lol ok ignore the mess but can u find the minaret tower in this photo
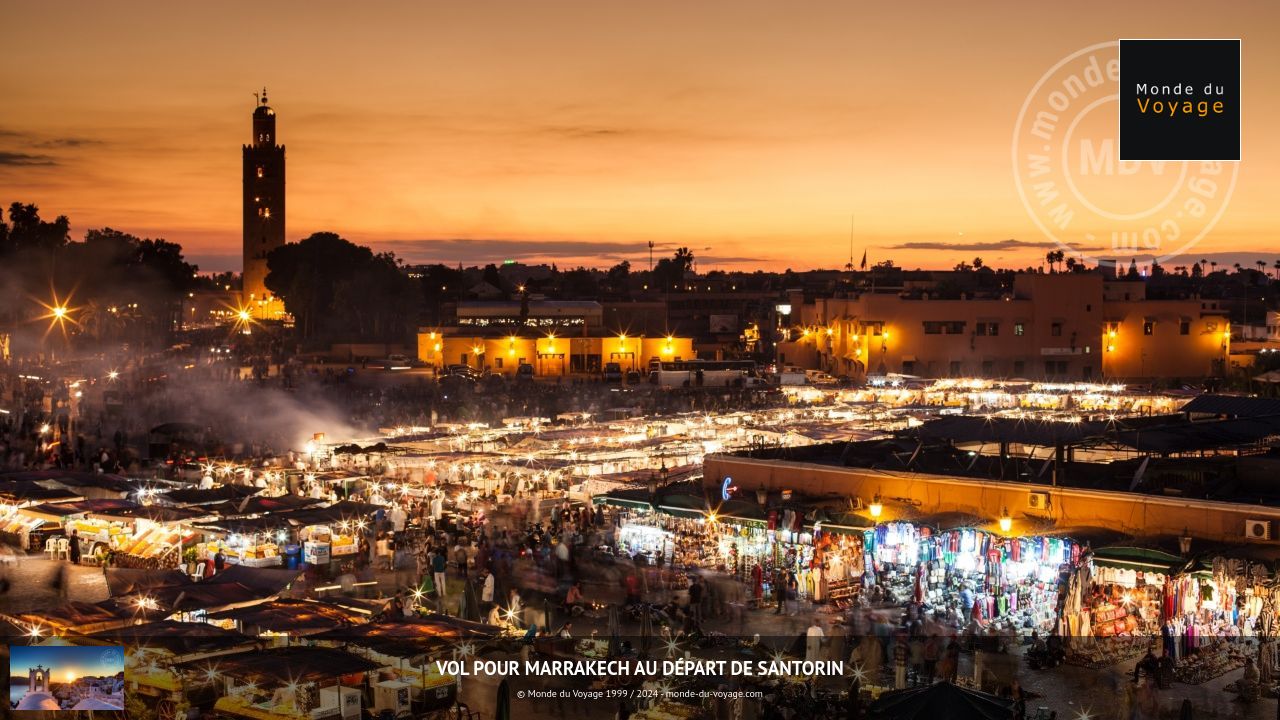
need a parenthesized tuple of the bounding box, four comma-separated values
(242, 87, 286, 317)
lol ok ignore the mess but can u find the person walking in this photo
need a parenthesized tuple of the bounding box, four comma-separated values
(68, 530, 81, 565)
(481, 568, 496, 613)
(432, 548, 449, 600)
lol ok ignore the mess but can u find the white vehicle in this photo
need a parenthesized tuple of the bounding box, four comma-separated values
(805, 370, 837, 385)
(769, 371, 809, 386)
(648, 359, 761, 388)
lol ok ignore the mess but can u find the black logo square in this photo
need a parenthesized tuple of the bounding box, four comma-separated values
(1119, 39, 1240, 161)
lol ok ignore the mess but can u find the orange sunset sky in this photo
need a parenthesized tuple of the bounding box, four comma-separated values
(1, 1, 1276, 273)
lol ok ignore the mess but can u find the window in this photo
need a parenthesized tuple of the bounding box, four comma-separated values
(494, 358, 504, 369)
(975, 322, 999, 337)
(924, 321, 966, 334)
(256, 166, 264, 178)
(1013, 360, 1025, 376)
(460, 353, 469, 364)
(1014, 323, 1026, 336)
(1179, 319, 1190, 335)
(902, 361, 916, 375)
(949, 360, 961, 375)
(1082, 365, 1094, 380)
(1051, 322, 1063, 337)
(1085, 304, 1092, 312)
(1143, 321, 1154, 336)
(982, 360, 994, 375)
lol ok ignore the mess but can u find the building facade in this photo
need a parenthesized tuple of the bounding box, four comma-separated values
(418, 300, 694, 376)
(778, 273, 1229, 381)
(242, 88, 287, 319)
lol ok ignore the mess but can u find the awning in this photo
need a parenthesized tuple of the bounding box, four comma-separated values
(311, 614, 503, 659)
(175, 646, 381, 685)
(1090, 546, 1182, 572)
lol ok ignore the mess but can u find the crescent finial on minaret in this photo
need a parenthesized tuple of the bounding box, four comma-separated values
(261, 87, 269, 105)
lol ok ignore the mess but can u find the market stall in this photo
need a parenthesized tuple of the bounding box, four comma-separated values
(87, 505, 210, 569)
(863, 522, 1076, 637)
(312, 614, 506, 714)
(181, 646, 380, 720)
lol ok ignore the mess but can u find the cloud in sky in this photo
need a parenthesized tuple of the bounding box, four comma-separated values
(0, 151, 57, 166)
(884, 238, 1110, 254)
(374, 238, 763, 266)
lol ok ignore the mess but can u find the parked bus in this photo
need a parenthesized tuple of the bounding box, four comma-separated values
(648, 359, 763, 388)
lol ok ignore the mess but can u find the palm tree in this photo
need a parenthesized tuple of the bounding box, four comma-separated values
(1273, 260, 1280, 280)
(1256, 260, 1267, 274)
(1210, 261, 1218, 273)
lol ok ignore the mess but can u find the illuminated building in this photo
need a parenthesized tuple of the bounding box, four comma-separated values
(779, 273, 1229, 381)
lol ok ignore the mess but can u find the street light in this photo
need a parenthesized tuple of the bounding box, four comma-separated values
(999, 508, 1013, 533)
(868, 493, 883, 519)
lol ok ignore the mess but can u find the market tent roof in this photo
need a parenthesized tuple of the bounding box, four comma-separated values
(1111, 415, 1280, 453)
(107, 565, 303, 613)
(205, 599, 367, 634)
(105, 568, 192, 598)
(201, 565, 304, 594)
(312, 615, 504, 659)
(909, 415, 1108, 447)
(868, 681, 1013, 720)
(22, 498, 139, 520)
(90, 620, 254, 654)
(208, 494, 323, 516)
(332, 442, 388, 455)
(89, 505, 212, 523)
(156, 485, 258, 506)
(174, 646, 381, 684)
(1089, 546, 1183, 572)
(284, 500, 384, 526)
(2, 601, 137, 634)
(194, 515, 293, 535)
(593, 490, 652, 511)
(1180, 394, 1280, 418)
(0, 481, 82, 503)
(0, 470, 134, 492)
(656, 494, 766, 523)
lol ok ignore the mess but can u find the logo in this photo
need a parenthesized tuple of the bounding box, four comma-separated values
(1119, 39, 1241, 161)
(100, 647, 124, 667)
(721, 476, 735, 501)
(1012, 41, 1237, 265)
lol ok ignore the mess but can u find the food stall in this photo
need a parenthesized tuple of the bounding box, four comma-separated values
(0, 482, 83, 550)
(299, 522, 360, 566)
(181, 646, 379, 720)
(312, 614, 505, 714)
(86, 505, 211, 569)
(17, 499, 146, 562)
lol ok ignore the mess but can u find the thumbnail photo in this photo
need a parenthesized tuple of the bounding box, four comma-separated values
(9, 644, 125, 712)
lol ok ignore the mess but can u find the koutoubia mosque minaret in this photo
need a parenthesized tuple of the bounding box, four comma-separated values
(242, 87, 286, 318)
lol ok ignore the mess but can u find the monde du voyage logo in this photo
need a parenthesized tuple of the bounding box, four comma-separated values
(1013, 40, 1240, 265)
